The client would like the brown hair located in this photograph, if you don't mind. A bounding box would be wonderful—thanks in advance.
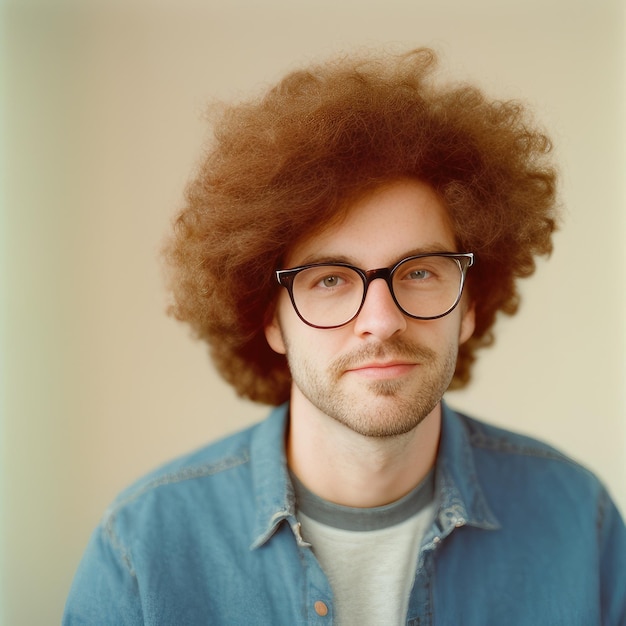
[163,48,558,405]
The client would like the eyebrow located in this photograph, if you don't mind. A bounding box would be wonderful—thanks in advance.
[294,244,458,268]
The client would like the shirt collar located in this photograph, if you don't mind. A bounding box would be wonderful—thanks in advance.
[249,404,297,550]
[434,401,500,535]
[249,400,500,550]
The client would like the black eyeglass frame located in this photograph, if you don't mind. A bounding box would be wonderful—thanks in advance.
[275,252,474,329]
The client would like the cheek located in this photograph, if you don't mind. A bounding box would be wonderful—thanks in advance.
[411,310,470,350]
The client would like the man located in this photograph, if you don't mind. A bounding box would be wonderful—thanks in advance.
[64,48,626,625]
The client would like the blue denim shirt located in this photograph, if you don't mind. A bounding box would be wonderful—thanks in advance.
[64,403,626,625]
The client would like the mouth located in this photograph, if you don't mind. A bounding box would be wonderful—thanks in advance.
[345,361,417,380]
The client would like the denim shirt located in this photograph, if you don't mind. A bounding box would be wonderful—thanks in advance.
[64,403,626,625]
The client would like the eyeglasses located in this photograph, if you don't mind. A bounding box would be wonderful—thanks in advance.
[276,252,474,329]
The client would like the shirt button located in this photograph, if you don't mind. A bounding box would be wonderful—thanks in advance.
[314,601,329,616]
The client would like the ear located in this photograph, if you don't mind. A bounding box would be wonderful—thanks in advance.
[459,301,475,345]
[264,311,287,355]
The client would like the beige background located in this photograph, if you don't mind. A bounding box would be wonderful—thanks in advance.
[1,0,624,623]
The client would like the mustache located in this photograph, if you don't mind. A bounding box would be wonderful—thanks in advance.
[330,338,437,375]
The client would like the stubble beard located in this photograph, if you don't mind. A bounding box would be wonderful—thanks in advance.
[286,337,459,439]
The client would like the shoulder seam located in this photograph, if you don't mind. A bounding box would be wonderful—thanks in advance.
[101,450,251,575]
[455,411,566,461]
[469,431,563,459]
[109,450,251,516]
[468,430,594,475]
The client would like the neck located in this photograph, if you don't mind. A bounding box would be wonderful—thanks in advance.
[286,391,441,508]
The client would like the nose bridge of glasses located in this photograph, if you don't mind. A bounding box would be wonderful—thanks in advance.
[361,267,395,297]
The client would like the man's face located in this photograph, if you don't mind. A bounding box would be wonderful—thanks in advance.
[265,178,475,438]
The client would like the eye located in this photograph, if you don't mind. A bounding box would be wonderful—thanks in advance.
[405,268,432,281]
[297,266,355,291]
[295,265,360,294]
[316,274,344,289]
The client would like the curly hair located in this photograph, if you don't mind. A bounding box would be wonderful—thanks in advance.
[163,48,559,406]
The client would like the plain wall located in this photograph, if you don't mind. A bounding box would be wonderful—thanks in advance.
[1,0,624,623]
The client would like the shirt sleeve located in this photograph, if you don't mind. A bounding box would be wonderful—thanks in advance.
[598,487,626,626]
[63,521,144,625]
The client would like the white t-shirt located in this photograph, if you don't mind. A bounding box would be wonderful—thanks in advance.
[292,470,436,626]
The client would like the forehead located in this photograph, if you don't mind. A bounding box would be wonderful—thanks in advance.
[285,179,457,267]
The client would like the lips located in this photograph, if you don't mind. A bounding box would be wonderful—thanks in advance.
[329,339,436,380]
[345,361,417,380]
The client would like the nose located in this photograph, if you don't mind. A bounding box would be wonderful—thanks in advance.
[353,277,407,339]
